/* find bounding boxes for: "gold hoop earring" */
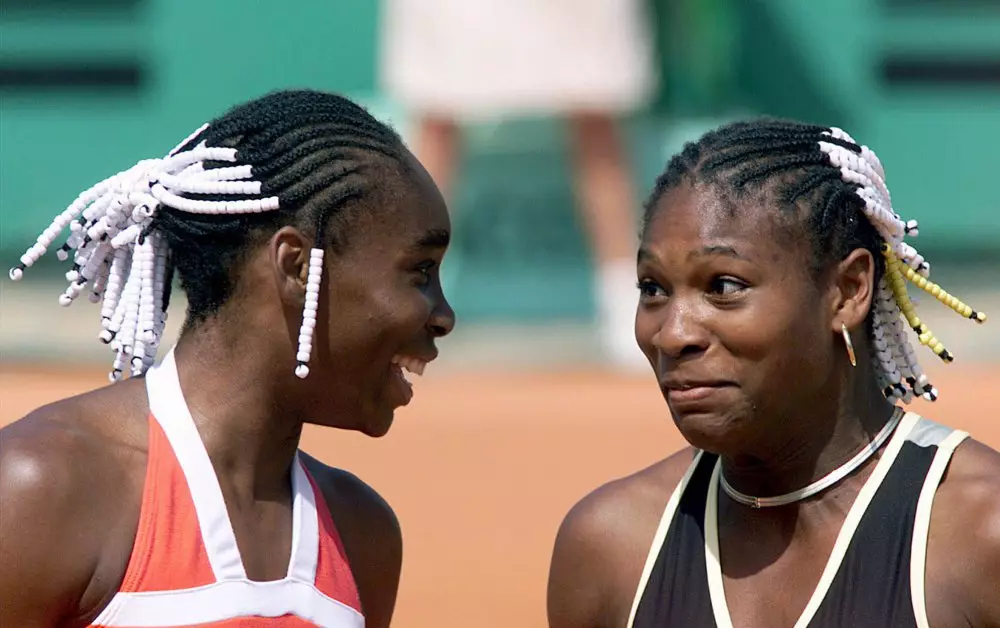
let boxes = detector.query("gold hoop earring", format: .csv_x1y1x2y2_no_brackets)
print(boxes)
842,322,857,367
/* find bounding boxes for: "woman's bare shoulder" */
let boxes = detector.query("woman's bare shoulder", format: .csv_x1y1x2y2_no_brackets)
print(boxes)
547,447,700,628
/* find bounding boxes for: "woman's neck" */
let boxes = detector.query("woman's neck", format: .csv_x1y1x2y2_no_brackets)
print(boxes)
172,322,304,501
720,375,897,501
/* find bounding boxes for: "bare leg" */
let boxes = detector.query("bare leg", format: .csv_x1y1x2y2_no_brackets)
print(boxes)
411,113,462,295
413,114,461,202
568,111,647,371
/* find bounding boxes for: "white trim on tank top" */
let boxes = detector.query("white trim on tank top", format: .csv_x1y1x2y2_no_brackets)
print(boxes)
90,578,364,627
625,449,705,628
143,347,324,581
909,428,968,628
704,410,921,628
90,347,360,626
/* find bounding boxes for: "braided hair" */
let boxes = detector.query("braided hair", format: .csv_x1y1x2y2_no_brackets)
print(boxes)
644,118,987,403
9,89,407,381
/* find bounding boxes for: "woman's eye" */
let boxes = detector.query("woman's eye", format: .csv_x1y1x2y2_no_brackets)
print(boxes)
414,262,437,285
637,279,667,299
709,276,748,296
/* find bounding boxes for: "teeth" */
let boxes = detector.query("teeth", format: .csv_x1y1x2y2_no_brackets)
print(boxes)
391,355,427,377
407,359,426,376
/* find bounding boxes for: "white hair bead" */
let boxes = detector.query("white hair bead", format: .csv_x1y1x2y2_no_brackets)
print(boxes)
9,122,306,379
168,123,210,157
820,128,945,402
111,224,142,249
160,145,238,171
292,247,326,379
155,171,262,196
100,249,129,324
192,164,252,181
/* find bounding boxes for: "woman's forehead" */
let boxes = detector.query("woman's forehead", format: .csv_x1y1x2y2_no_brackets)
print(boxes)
345,171,450,252
642,182,807,265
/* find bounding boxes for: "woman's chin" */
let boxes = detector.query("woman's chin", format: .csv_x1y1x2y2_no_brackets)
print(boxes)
671,408,748,454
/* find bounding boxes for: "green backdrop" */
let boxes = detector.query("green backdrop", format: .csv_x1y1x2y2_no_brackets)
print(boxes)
3,0,997,321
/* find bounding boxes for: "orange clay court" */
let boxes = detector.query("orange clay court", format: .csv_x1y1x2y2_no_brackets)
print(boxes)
1,361,998,628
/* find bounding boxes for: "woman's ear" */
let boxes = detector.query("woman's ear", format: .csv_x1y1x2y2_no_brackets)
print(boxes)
830,247,877,333
270,226,311,307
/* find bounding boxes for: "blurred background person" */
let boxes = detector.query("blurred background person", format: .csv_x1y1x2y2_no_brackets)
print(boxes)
379,0,660,370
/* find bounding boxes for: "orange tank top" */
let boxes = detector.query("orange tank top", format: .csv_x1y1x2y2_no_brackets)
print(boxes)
90,350,364,627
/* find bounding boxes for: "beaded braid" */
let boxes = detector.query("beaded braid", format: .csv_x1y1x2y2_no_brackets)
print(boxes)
9,89,406,381
644,118,987,403
817,127,985,401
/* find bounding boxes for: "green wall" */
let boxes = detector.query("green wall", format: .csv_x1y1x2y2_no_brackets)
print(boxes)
1,0,380,256
3,0,997,322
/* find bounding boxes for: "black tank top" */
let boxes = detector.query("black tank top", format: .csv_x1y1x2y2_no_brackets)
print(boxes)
627,412,967,628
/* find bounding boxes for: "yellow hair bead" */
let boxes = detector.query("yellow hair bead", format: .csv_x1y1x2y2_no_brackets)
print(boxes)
901,308,920,329
895,292,918,318
875,224,984,374
880,238,986,369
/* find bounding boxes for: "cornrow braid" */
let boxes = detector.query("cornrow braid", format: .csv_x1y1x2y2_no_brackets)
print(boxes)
644,118,986,403
9,89,406,381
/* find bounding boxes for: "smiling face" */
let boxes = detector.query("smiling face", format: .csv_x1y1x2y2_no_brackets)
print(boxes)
635,181,841,454
299,154,456,437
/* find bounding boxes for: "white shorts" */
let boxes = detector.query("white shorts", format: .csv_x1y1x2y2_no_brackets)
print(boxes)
379,0,659,121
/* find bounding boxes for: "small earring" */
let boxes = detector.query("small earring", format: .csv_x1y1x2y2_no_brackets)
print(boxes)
841,322,857,367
